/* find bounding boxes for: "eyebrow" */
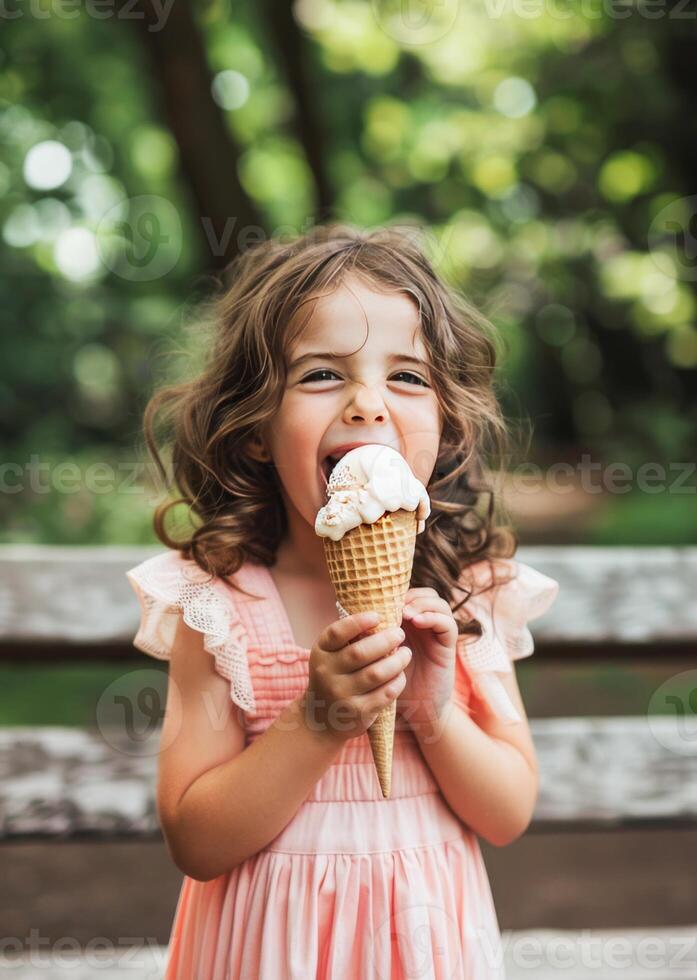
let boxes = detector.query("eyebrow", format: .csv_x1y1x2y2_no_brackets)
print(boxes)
289,351,430,370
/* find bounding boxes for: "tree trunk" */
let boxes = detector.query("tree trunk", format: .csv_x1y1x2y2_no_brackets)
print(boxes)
259,0,334,219
117,0,265,271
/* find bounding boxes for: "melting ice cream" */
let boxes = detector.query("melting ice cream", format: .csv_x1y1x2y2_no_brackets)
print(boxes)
315,444,431,541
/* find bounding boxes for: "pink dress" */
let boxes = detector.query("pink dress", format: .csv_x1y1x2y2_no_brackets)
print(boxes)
126,550,559,980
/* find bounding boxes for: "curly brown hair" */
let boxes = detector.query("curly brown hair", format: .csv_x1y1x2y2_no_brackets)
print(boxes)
142,222,523,638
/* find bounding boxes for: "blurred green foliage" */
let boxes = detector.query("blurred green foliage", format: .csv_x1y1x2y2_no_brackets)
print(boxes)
0,659,686,725
2,0,695,545
0,663,142,726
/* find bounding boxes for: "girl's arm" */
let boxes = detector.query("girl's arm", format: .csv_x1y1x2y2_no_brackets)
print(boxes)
155,618,342,882
410,669,539,848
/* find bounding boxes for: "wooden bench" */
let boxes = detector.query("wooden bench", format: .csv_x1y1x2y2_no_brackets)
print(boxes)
1,544,696,978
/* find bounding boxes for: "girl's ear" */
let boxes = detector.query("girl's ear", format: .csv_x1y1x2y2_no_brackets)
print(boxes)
245,434,272,463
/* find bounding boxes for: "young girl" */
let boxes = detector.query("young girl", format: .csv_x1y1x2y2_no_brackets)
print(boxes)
126,223,559,979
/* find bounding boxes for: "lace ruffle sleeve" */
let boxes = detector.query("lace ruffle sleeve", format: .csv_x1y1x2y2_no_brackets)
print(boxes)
455,557,560,724
125,550,256,714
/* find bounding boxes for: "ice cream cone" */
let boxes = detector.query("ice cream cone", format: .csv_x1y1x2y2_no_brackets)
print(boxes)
315,444,430,798
323,508,417,798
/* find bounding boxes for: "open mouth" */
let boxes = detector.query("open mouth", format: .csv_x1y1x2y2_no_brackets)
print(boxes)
320,453,344,486
319,442,396,488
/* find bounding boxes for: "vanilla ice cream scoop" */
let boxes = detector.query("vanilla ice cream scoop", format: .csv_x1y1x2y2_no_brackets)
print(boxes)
315,444,431,541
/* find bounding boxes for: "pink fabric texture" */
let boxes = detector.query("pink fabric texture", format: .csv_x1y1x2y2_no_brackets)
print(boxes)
126,550,559,979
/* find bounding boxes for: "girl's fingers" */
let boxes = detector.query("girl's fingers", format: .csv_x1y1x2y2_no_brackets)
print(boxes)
407,610,456,637
322,611,381,651
353,646,412,694
403,596,452,620
410,610,443,625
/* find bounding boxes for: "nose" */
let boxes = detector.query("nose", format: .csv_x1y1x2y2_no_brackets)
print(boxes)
342,382,389,425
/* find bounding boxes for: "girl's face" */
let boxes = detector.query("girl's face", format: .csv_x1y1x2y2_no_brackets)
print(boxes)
264,274,443,530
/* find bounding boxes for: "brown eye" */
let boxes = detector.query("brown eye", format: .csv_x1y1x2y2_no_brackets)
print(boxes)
392,371,430,387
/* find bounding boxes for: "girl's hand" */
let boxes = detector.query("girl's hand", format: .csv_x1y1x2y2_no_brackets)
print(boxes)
397,587,458,727
304,611,412,744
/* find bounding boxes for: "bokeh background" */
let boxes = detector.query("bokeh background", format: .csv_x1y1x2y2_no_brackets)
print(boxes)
3,0,696,555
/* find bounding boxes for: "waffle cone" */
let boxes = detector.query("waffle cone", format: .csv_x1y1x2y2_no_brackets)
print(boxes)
323,509,417,798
